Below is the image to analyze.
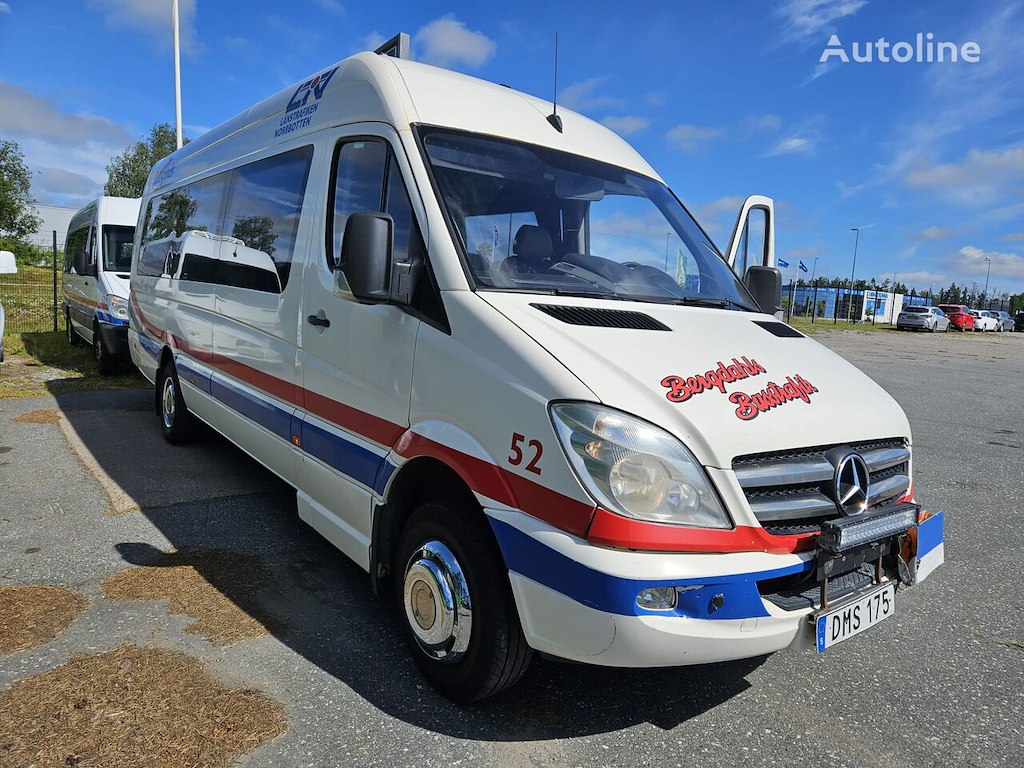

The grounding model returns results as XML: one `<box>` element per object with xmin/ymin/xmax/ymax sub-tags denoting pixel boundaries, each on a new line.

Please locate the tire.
<box><xmin>395</xmin><ymin>501</ymin><xmax>532</xmax><ymax>702</ymax></box>
<box><xmin>93</xmin><ymin>323</ymin><xmax>118</xmax><ymax>375</ymax></box>
<box><xmin>66</xmin><ymin>309</ymin><xmax>83</xmax><ymax>347</ymax></box>
<box><xmin>156</xmin><ymin>359</ymin><xmax>199</xmax><ymax>444</ymax></box>
<box><xmin>0</xmin><ymin>339</ymin><xmax>4</xmax><ymax>363</ymax></box>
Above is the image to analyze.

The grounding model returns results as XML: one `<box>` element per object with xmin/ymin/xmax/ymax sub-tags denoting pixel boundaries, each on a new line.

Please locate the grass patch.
<box><xmin>0</xmin><ymin>331</ymin><xmax>143</xmax><ymax>399</ymax></box>
<box><xmin>786</xmin><ymin>316</ymin><xmax>898</xmax><ymax>335</ymax></box>
<box><xmin>0</xmin><ymin>586</ymin><xmax>88</xmax><ymax>654</ymax></box>
<box><xmin>0</xmin><ymin>643</ymin><xmax>287</xmax><ymax>767</ymax></box>
<box><xmin>14</xmin><ymin>408</ymin><xmax>63</xmax><ymax>424</ymax></box>
<box><xmin>102</xmin><ymin>549</ymin><xmax>286</xmax><ymax>647</ymax></box>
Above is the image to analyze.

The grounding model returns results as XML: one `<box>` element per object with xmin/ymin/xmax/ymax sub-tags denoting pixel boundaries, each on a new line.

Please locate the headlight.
<box><xmin>106</xmin><ymin>294</ymin><xmax>130</xmax><ymax>320</ymax></box>
<box><xmin>549</xmin><ymin>402</ymin><xmax>731</xmax><ymax>528</ymax></box>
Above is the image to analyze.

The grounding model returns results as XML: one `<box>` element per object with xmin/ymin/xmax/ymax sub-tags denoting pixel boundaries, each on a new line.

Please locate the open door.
<box><xmin>725</xmin><ymin>195</ymin><xmax>775</xmax><ymax>273</ymax></box>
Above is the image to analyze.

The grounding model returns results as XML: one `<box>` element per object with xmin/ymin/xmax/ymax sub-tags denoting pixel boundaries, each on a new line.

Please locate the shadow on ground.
<box><xmin>51</xmin><ymin>386</ymin><xmax>764</xmax><ymax>741</ymax></box>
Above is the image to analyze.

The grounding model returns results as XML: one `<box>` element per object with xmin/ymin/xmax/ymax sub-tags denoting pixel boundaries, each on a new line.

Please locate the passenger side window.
<box><xmin>223</xmin><ymin>146</ymin><xmax>313</xmax><ymax>290</ymax></box>
<box><xmin>65</xmin><ymin>227</ymin><xmax>89</xmax><ymax>273</ymax></box>
<box><xmin>329</xmin><ymin>139</ymin><xmax>387</xmax><ymax>268</ymax></box>
<box><xmin>138</xmin><ymin>175</ymin><xmax>228</xmax><ymax>278</ymax></box>
<box><xmin>384</xmin><ymin>157</ymin><xmax>426</xmax><ymax>268</ymax></box>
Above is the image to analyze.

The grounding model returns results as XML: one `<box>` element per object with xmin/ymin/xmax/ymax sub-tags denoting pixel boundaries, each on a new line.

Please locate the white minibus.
<box><xmin>129</xmin><ymin>39</ymin><xmax>944</xmax><ymax>701</ymax></box>
<box><xmin>64</xmin><ymin>196</ymin><xmax>140</xmax><ymax>373</ymax></box>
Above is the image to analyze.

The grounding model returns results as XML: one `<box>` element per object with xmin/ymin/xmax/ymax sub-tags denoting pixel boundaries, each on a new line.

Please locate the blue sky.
<box><xmin>1</xmin><ymin>0</ymin><xmax>1022</xmax><ymax>295</ymax></box>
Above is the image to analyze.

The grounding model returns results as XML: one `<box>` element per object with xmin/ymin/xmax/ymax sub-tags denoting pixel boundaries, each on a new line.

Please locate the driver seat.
<box><xmin>500</xmin><ymin>225</ymin><xmax>553</xmax><ymax>275</ymax></box>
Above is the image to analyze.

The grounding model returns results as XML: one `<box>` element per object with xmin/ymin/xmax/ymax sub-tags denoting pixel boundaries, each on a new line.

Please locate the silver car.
<box><xmin>896</xmin><ymin>305</ymin><xmax>950</xmax><ymax>332</ymax></box>
<box><xmin>993</xmin><ymin>310</ymin><xmax>1015</xmax><ymax>331</ymax></box>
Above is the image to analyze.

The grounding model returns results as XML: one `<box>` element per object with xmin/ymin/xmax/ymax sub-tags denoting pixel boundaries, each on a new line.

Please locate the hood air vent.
<box><xmin>531</xmin><ymin>304</ymin><xmax>671</xmax><ymax>331</ymax></box>
<box><xmin>753</xmin><ymin>320</ymin><xmax>805</xmax><ymax>338</ymax></box>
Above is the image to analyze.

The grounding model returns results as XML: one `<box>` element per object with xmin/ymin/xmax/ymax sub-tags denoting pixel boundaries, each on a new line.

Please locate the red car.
<box><xmin>937</xmin><ymin>304</ymin><xmax>975</xmax><ymax>331</ymax></box>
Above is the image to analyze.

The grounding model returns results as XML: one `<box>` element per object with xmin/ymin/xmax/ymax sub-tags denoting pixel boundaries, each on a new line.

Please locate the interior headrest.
<box><xmin>512</xmin><ymin>225</ymin><xmax>553</xmax><ymax>265</ymax></box>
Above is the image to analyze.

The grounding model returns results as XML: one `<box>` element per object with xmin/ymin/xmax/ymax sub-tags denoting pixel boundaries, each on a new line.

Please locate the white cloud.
<box><xmin>0</xmin><ymin>81</ymin><xmax>133</xmax><ymax>206</ymax></box>
<box><xmin>600</xmin><ymin>116</ymin><xmax>650</xmax><ymax>136</ymax></box>
<box><xmin>0</xmin><ymin>81</ymin><xmax>130</xmax><ymax>146</ymax></box>
<box><xmin>0</xmin><ymin>2</ymin><xmax>10</xmax><ymax>13</ymax></box>
<box><xmin>665</xmin><ymin>123</ymin><xmax>723</xmax><ymax>152</ymax></box>
<box><xmin>560</xmin><ymin>78</ymin><xmax>622</xmax><ymax>112</ymax></box>
<box><xmin>359</xmin><ymin>31</ymin><xmax>386</xmax><ymax>52</ymax></box>
<box><xmin>788</xmin><ymin>245</ymin><xmax>825</xmax><ymax>259</ymax></box>
<box><xmin>886</xmin><ymin>269</ymin><xmax>949</xmax><ymax>289</ymax></box>
<box><xmin>766</xmin><ymin>135</ymin><xmax>817</xmax><ymax>156</ymax></box>
<box><xmin>413</xmin><ymin>15</ymin><xmax>495</xmax><ymax>69</ymax></box>
<box><xmin>696</xmin><ymin>195</ymin><xmax>745</xmax><ymax>220</ymax></box>
<box><xmin>918</xmin><ymin>226</ymin><xmax>954</xmax><ymax>240</ymax></box>
<box><xmin>776</xmin><ymin>0</ymin><xmax>868</xmax><ymax>45</ymax></box>
<box><xmin>903</xmin><ymin>146</ymin><xmax>1024</xmax><ymax>207</ymax></box>
<box><xmin>751</xmin><ymin>114</ymin><xmax>782</xmax><ymax>132</ymax></box>
<box><xmin>1001</xmin><ymin>232</ymin><xmax>1024</xmax><ymax>242</ymax></box>
<box><xmin>88</xmin><ymin>0</ymin><xmax>197</xmax><ymax>47</ymax></box>
<box><xmin>949</xmin><ymin>245</ymin><xmax>1024</xmax><ymax>281</ymax></box>
<box><xmin>311</xmin><ymin>0</ymin><xmax>344</xmax><ymax>16</ymax></box>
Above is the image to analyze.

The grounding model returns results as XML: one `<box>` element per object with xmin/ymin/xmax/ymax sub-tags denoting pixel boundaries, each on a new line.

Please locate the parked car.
<box><xmin>896</xmin><ymin>305</ymin><xmax>949</xmax><ymax>332</ymax></box>
<box><xmin>992</xmin><ymin>311</ymin><xmax>1015</xmax><ymax>331</ymax></box>
<box><xmin>1015</xmin><ymin>310</ymin><xmax>1024</xmax><ymax>332</ymax></box>
<box><xmin>937</xmin><ymin>304</ymin><xmax>975</xmax><ymax>331</ymax></box>
<box><xmin>0</xmin><ymin>250</ymin><xmax>17</xmax><ymax>362</ymax></box>
<box><xmin>969</xmin><ymin>309</ymin><xmax>1000</xmax><ymax>332</ymax></box>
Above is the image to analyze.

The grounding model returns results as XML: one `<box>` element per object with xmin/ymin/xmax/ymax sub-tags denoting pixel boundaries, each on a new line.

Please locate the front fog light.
<box><xmin>636</xmin><ymin>587</ymin><xmax>677</xmax><ymax>610</ymax></box>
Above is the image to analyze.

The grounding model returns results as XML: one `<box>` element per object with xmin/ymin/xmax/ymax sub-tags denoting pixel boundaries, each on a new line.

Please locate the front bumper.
<box><xmin>490</xmin><ymin>508</ymin><xmax>944</xmax><ymax>667</ymax></box>
<box><xmin>98</xmin><ymin>322</ymin><xmax>131</xmax><ymax>360</ymax></box>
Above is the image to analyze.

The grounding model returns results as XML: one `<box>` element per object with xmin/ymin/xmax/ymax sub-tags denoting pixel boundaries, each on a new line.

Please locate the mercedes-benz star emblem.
<box><xmin>833</xmin><ymin>453</ymin><xmax>870</xmax><ymax>515</ymax></box>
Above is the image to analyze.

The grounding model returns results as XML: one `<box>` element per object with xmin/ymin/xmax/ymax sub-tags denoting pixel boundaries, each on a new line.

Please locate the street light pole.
<box><xmin>847</xmin><ymin>227</ymin><xmax>860</xmax><ymax>322</ymax></box>
<box><xmin>983</xmin><ymin>257</ymin><xmax>991</xmax><ymax>305</ymax></box>
<box><xmin>172</xmin><ymin>0</ymin><xmax>183</xmax><ymax>149</ymax></box>
<box><xmin>810</xmin><ymin>256</ymin><xmax>819</xmax><ymax>283</ymax></box>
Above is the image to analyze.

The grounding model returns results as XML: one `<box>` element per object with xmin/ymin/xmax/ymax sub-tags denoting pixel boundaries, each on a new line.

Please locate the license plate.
<box><xmin>815</xmin><ymin>583</ymin><xmax>895</xmax><ymax>652</ymax></box>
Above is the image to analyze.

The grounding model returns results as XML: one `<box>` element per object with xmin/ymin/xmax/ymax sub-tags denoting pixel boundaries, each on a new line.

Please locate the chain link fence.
<box><xmin>0</xmin><ymin>234</ymin><xmax>64</xmax><ymax>335</ymax></box>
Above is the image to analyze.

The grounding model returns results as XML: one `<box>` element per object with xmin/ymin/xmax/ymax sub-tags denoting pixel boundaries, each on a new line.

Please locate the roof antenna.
<box><xmin>546</xmin><ymin>33</ymin><xmax>563</xmax><ymax>133</ymax></box>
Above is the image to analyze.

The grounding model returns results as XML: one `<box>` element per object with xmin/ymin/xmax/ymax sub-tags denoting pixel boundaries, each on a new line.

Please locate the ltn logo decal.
<box><xmin>286</xmin><ymin>66</ymin><xmax>339</xmax><ymax>112</ymax></box>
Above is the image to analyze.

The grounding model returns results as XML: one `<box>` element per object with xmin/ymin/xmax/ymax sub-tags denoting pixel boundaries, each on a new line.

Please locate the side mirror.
<box><xmin>0</xmin><ymin>250</ymin><xmax>16</xmax><ymax>275</ymax></box>
<box><xmin>744</xmin><ymin>265</ymin><xmax>782</xmax><ymax>314</ymax></box>
<box><xmin>337</xmin><ymin>212</ymin><xmax>393</xmax><ymax>303</ymax></box>
<box><xmin>73</xmin><ymin>250</ymin><xmax>92</xmax><ymax>276</ymax></box>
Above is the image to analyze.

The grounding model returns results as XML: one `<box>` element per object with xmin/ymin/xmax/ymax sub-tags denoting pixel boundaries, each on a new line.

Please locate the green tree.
<box><xmin>231</xmin><ymin>215</ymin><xmax>277</xmax><ymax>256</ymax></box>
<box><xmin>0</xmin><ymin>140</ymin><xmax>41</xmax><ymax>241</ymax></box>
<box><xmin>105</xmin><ymin>123</ymin><xmax>188</xmax><ymax>198</ymax></box>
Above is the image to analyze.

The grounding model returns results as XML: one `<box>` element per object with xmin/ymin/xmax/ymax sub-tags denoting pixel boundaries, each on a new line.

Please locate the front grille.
<box><xmin>733</xmin><ymin>438</ymin><xmax>910</xmax><ymax>535</ymax></box>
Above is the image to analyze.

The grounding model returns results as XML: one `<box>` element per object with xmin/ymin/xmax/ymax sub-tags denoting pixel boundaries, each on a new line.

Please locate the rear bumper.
<box><xmin>490</xmin><ymin>508</ymin><xmax>944</xmax><ymax>667</ymax></box>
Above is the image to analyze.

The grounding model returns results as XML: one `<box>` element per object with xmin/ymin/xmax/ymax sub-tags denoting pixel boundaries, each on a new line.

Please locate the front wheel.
<box><xmin>156</xmin><ymin>360</ymin><xmax>198</xmax><ymax>444</ymax></box>
<box><xmin>395</xmin><ymin>501</ymin><xmax>532</xmax><ymax>702</ymax></box>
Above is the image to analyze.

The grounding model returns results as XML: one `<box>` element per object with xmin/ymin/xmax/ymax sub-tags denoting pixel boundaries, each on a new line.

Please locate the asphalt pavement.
<box><xmin>0</xmin><ymin>328</ymin><xmax>1022</xmax><ymax>767</ymax></box>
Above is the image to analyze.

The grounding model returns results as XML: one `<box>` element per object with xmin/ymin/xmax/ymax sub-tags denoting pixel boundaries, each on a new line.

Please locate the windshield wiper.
<box><xmin>551</xmin><ymin>288</ymin><xmax>627</xmax><ymax>300</ymax></box>
<box><xmin>673</xmin><ymin>296</ymin><xmax>756</xmax><ymax>312</ymax></box>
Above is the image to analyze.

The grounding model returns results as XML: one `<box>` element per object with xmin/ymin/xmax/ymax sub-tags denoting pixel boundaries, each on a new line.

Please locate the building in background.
<box><xmin>26</xmin><ymin>205</ymin><xmax>77</xmax><ymax>250</ymax></box>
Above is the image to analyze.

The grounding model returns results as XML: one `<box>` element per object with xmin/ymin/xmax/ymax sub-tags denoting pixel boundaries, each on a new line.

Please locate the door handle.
<box><xmin>307</xmin><ymin>314</ymin><xmax>331</xmax><ymax>328</ymax></box>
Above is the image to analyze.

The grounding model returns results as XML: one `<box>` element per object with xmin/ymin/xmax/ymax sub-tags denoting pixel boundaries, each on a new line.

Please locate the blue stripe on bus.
<box><xmin>173</xmin><ymin>355</ymin><xmax>393</xmax><ymax>496</ymax></box>
<box><xmin>488</xmin><ymin>516</ymin><xmax>813</xmax><ymax>619</ymax></box>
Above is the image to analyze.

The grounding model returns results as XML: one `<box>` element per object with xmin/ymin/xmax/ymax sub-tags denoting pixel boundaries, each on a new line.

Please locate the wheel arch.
<box><xmin>371</xmin><ymin>454</ymin><xmax>502</xmax><ymax>597</ymax></box>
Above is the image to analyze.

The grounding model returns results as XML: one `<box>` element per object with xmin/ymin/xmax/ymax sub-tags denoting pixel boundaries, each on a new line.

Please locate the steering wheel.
<box><xmin>623</xmin><ymin>262</ymin><xmax>685</xmax><ymax>297</ymax></box>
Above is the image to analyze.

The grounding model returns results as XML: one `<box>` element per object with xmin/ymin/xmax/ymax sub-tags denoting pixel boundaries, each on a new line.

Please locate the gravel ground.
<box><xmin>0</xmin><ymin>328</ymin><xmax>1021</xmax><ymax>767</ymax></box>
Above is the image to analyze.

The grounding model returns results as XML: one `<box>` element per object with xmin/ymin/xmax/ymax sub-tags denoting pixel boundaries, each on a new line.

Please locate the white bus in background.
<box><xmin>64</xmin><ymin>196</ymin><xmax>140</xmax><ymax>373</ymax></box>
<box><xmin>129</xmin><ymin>37</ymin><xmax>944</xmax><ymax>702</ymax></box>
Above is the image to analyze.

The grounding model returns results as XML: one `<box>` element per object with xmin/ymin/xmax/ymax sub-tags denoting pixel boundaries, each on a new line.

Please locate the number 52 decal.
<box><xmin>508</xmin><ymin>433</ymin><xmax>543</xmax><ymax>475</ymax></box>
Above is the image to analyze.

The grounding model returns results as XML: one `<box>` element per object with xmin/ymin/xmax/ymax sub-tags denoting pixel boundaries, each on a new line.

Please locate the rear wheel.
<box><xmin>66</xmin><ymin>309</ymin><xmax>83</xmax><ymax>347</ymax></box>
<box><xmin>93</xmin><ymin>323</ymin><xmax>117</xmax><ymax>375</ymax></box>
<box><xmin>395</xmin><ymin>501</ymin><xmax>532</xmax><ymax>702</ymax></box>
<box><xmin>156</xmin><ymin>360</ymin><xmax>198</xmax><ymax>444</ymax></box>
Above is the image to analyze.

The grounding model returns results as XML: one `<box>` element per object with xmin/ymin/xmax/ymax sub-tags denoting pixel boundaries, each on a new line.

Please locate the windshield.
<box><xmin>419</xmin><ymin>128</ymin><xmax>757</xmax><ymax>310</ymax></box>
<box><xmin>103</xmin><ymin>225</ymin><xmax>135</xmax><ymax>272</ymax></box>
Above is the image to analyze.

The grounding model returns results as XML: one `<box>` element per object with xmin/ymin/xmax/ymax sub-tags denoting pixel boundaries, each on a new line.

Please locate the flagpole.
<box><xmin>173</xmin><ymin>0</ymin><xmax>183</xmax><ymax>149</ymax></box>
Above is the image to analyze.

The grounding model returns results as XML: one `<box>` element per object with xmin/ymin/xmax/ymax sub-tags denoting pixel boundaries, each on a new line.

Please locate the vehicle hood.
<box><xmin>480</xmin><ymin>293</ymin><xmax>911</xmax><ymax>469</ymax></box>
<box><xmin>101</xmin><ymin>271</ymin><xmax>131</xmax><ymax>299</ymax></box>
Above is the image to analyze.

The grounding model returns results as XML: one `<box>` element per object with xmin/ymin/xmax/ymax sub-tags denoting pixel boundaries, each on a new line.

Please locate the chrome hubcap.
<box><xmin>403</xmin><ymin>539</ymin><xmax>472</xmax><ymax>664</ymax></box>
<box><xmin>161</xmin><ymin>376</ymin><xmax>176</xmax><ymax>429</ymax></box>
